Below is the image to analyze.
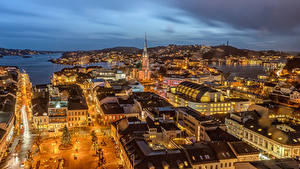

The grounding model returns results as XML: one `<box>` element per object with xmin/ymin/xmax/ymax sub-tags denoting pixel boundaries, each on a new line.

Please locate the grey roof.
<box><xmin>208</xmin><ymin>142</ymin><xmax>236</xmax><ymax>160</ymax></box>
<box><xmin>248</xmin><ymin>159</ymin><xmax>300</xmax><ymax>169</ymax></box>
<box><xmin>228</xmin><ymin>141</ymin><xmax>259</xmax><ymax>156</ymax></box>
<box><xmin>0</xmin><ymin>111</ymin><xmax>13</xmax><ymax>124</ymax></box>
<box><xmin>68</xmin><ymin>98</ymin><xmax>88</xmax><ymax>110</ymax></box>
<box><xmin>206</xmin><ymin>127</ymin><xmax>240</xmax><ymax>142</ymax></box>
<box><xmin>176</xmin><ymin>107</ymin><xmax>212</xmax><ymax>122</ymax></box>
<box><xmin>101</xmin><ymin>102</ymin><xmax>124</xmax><ymax>115</ymax></box>
<box><xmin>120</xmin><ymin>137</ymin><xmax>192</xmax><ymax>169</ymax></box>
<box><xmin>183</xmin><ymin>143</ymin><xmax>218</xmax><ymax>164</ymax></box>
<box><xmin>0</xmin><ymin>128</ymin><xmax>6</xmax><ymax>141</ymax></box>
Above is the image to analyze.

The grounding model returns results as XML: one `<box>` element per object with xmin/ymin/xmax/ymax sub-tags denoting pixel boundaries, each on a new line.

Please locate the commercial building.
<box><xmin>67</xmin><ymin>97</ymin><xmax>89</xmax><ymax>127</ymax></box>
<box><xmin>47</xmin><ymin>95</ymin><xmax>68</xmax><ymax>131</ymax></box>
<box><xmin>91</xmin><ymin>69</ymin><xmax>126</xmax><ymax>81</ymax></box>
<box><xmin>225</xmin><ymin>111</ymin><xmax>300</xmax><ymax>158</ymax></box>
<box><xmin>98</xmin><ymin>96</ymin><xmax>141</xmax><ymax>125</ymax></box>
<box><xmin>167</xmin><ymin>81</ymin><xmax>250</xmax><ymax>115</ymax></box>
<box><xmin>32</xmin><ymin>97</ymin><xmax>49</xmax><ymax>130</ymax></box>
<box><xmin>32</xmin><ymin>84</ymin><xmax>90</xmax><ymax>131</ymax></box>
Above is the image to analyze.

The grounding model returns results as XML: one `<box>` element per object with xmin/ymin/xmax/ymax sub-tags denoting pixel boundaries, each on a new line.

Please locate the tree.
<box><xmin>34</xmin><ymin>132</ymin><xmax>42</xmax><ymax>153</ymax></box>
<box><xmin>91</xmin><ymin>130</ymin><xmax>98</xmax><ymax>151</ymax></box>
<box><xmin>27</xmin><ymin>150</ymin><xmax>33</xmax><ymax>169</ymax></box>
<box><xmin>61</xmin><ymin>125</ymin><xmax>71</xmax><ymax>146</ymax></box>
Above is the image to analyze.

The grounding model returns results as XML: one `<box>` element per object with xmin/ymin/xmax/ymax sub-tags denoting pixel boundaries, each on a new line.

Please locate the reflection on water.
<box><xmin>208</xmin><ymin>61</ymin><xmax>267</xmax><ymax>79</ymax></box>
<box><xmin>0</xmin><ymin>54</ymin><xmax>110</xmax><ymax>85</ymax></box>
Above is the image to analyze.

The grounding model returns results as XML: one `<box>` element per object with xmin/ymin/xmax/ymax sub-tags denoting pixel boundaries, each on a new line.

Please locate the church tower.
<box><xmin>140</xmin><ymin>33</ymin><xmax>151</xmax><ymax>80</ymax></box>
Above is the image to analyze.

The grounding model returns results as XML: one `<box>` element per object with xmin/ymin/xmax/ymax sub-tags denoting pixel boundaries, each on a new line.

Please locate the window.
<box><xmin>229</xmin><ymin>162</ymin><xmax>231</xmax><ymax>167</ymax></box>
<box><xmin>225</xmin><ymin>163</ymin><xmax>227</xmax><ymax>167</ymax></box>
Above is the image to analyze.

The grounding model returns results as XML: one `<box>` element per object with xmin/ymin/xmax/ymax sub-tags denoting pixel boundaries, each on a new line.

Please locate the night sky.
<box><xmin>0</xmin><ymin>0</ymin><xmax>299</xmax><ymax>51</ymax></box>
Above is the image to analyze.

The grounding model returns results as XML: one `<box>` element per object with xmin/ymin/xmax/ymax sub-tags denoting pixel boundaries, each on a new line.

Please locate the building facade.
<box><xmin>167</xmin><ymin>81</ymin><xmax>250</xmax><ymax>115</ymax></box>
<box><xmin>225</xmin><ymin>111</ymin><xmax>300</xmax><ymax>159</ymax></box>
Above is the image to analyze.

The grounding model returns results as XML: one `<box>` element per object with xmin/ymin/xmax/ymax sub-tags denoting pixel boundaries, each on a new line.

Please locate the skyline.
<box><xmin>0</xmin><ymin>0</ymin><xmax>300</xmax><ymax>51</ymax></box>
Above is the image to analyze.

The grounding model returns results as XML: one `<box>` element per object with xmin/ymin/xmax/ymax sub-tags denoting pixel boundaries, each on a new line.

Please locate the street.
<box><xmin>0</xmin><ymin>72</ymin><xmax>33</xmax><ymax>169</ymax></box>
<box><xmin>1</xmin><ymin>106</ymin><xmax>34</xmax><ymax>169</ymax></box>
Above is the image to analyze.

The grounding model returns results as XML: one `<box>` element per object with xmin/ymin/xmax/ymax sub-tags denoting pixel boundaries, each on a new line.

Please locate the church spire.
<box><xmin>143</xmin><ymin>32</ymin><xmax>148</xmax><ymax>58</ymax></box>
<box><xmin>144</xmin><ymin>32</ymin><xmax>147</xmax><ymax>52</ymax></box>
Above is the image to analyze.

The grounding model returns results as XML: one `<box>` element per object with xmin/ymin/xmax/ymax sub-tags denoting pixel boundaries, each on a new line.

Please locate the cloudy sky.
<box><xmin>0</xmin><ymin>0</ymin><xmax>299</xmax><ymax>51</ymax></box>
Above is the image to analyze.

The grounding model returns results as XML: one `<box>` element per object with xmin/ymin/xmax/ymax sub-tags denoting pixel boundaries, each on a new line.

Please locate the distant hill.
<box><xmin>61</xmin><ymin>46</ymin><xmax>141</xmax><ymax>58</ymax></box>
<box><xmin>202</xmin><ymin>45</ymin><xmax>290</xmax><ymax>59</ymax></box>
<box><xmin>0</xmin><ymin>48</ymin><xmax>55</xmax><ymax>57</ymax></box>
<box><xmin>100</xmin><ymin>46</ymin><xmax>141</xmax><ymax>53</ymax></box>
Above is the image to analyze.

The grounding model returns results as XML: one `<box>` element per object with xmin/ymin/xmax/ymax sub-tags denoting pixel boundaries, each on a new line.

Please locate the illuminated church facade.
<box><xmin>137</xmin><ymin>34</ymin><xmax>151</xmax><ymax>81</ymax></box>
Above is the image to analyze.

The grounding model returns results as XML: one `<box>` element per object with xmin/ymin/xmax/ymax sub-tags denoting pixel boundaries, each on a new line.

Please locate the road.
<box><xmin>1</xmin><ymin>106</ymin><xmax>34</xmax><ymax>169</ymax></box>
<box><xmin>0</xmin><ymin>72</ymin><xmax>33</xmax><ymax>169</ymax></box>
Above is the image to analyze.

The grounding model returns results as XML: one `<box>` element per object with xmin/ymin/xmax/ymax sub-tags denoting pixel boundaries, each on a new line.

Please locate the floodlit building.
<box><xmin>91</xmin><ymin>69</ymin><xmax>126</xmax><ymax>81</ymax></box>
<box><xmin>167</xmin><ymin>81</ymin><xmax>250</xmax><ymax>115</ymax></box>
<box><xmin>225</xmin><ymin>111</ymin><xmax>300</xmax><ymax>158</ymax></box>
<box><xmin>32</xmin><ymin>84</ymin><xmax>90</xmax><ymax>131</ymax></box>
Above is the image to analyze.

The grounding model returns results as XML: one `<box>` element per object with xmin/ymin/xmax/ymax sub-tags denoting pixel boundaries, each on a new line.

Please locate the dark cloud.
<box><xmin>171</xmin><ymin>0</ymin><xmax>300</xmax><ymax>34</ymax></box>
<box><xmin>157</xmin><ymin>15</ymin><xmax>187</xmax><ymax>24</ymax></box>
<box><xmin>0</xmin><ymin>0</ymin><xmax>299</xmax><ymax>51</ymax></box>
<box><xmin>162</xmin><ymin>26</ymin><xmax>176</xmax><ymax>34</ymax></box>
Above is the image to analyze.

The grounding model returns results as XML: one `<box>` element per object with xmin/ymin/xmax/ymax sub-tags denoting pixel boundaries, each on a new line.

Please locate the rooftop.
<box><xmin>228</xmin><ymin>141</ymin><xmax>260</xmax><ymax>156</ymax></box>
<box><xmin>247</xmin><ymin>159</ymin><xmax>300</xmax><ymax>169</ymax></box>
<box><xmin>120</xmin><ymin>137</ymin><xmax>191</xmax><ymax>169</ymax></box>
<box><xmin>228</xmin><ymin>111</ymin><xmax>300</xmax><ymax>145</ymax></box>
<box><xmin>101</xmin><ymin>102</ymin><xmax>124</xmax><ymax>115</ymax></box>
<box><xmin>206</xmin><ymin>127</ymin><xmax>239</xmax><ymax>142</ymax></box>
<box><xmin>183</xmin><ymin>143</ymin><xmax>218</xmax><ymax>164</ymax></box>
<box><xmin>68</xmin><ymin>98</ymin><xmax>88</xmax><ymax>110</ymax></box>
<box><xmin>176</xmin><ymin>107</ymin><xmax>212</xmax><ymax>122</ymax></box>
<box><xmin>0</xmin><ymin>111</ymin><xmax>13</xmax><ymax>124</ymax></box>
